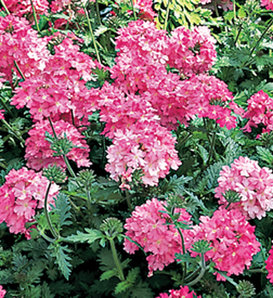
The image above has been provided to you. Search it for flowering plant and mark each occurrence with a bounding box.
[1,0,273,297]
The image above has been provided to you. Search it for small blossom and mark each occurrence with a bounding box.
[265,244,273,284]
[157,285,201,298]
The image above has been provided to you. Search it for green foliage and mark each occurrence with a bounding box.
[49,243,72,280]
[64,228,104,245]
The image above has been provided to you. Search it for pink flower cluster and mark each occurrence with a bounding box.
[123,198,192,276]
[186,208,260,281]
[266,244,273,284]
[11,33,98,123]
[0,14,96,171]
[133,0,156,20]
[215,156,273,219]
[157,286,201,298]
[110,20,240,130]
[25,119,91,171]
[261,0,273,10]
[0,167,59,238]
[5,0,49,17]
[243,90,273,135]
[0,286,5,298]
[0,15,49,82]
[167,26,216,77]
[106,121,181,187]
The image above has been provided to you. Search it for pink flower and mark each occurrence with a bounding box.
[261,0,273,10]
[0,285,6,298]
[0,110,4,120]
[157,285,201,298]
[215,156,273,219]
[266,244,273,283]
[25,119,91,171]
[0,167,59,238]
[124,198,192,276]
[105,121,181,187]
[5,0,49,17]
[186,208,260,280]
[243,90,273,135]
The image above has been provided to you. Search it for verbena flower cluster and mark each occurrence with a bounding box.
[157,285,201,298]
[186,208,260,281]
[0,167,59,238]
[215,156,273,219]
[123,198,192,276]
[5,0,49,17]
[243,90,273,135]
[0,15,49,82]
[25,119,91,171]
[265,244,273,284]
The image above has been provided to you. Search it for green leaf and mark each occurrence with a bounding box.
[256,146,273,165]
[50,244,72,280]
[51,193,72,230]
[64,228,104,245]
[100,268,118,281]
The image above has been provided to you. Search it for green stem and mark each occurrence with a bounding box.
[178,228,187,283]
[0,95,12,114]
[30,0,40,33]
[83,4,101,64]
[37,226,56,243]
[1,119,25,144]
[0,0,10,14]
[124,190,132,211]
[249,18,273,57]
[44,183,59,240]
[130,0,137,21]
[164,0,171,31]
[48,117,58,139]
[109,238,125,281]
[186,253,206,286]
[207,130,216,166]
[63,155,77,179]
[95,0,102,25]
[234,25,242,46]
[14,61,25,81]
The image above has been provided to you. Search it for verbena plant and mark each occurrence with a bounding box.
[1,0,273,297]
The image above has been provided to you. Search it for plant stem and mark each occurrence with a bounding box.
[63,155,77,179]
[95,0,102,25]
[130,0,137,21]
[164,0,171,31]
[178,228,187,283]
[83,4,101,64]
[1,119,25,144]
[109,238,125,281]
[0,0,10,14]
[44,183,59,240]
[249,18,273,57]
[186,253,206,286]
[14,61,26,81]
[30,0,40,33]
[0,95,12,114]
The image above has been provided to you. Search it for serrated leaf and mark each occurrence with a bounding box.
[52,193,72,230]
[100,268,118,281]
[115,280,132,294]
[64,228,104,244]
[257,146,273,164]
[50,244,72,280]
